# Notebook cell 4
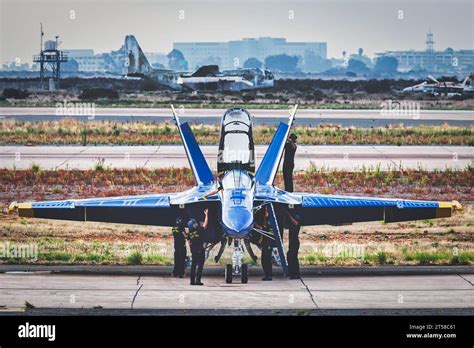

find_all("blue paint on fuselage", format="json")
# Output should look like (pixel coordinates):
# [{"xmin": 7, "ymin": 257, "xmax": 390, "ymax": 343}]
[{"xmin": 219, "ymin": 169, "xmax": 255, "ymax": 238}]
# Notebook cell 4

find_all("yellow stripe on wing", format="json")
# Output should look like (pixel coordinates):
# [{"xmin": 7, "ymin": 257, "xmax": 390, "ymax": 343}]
[{"xmin": 439, "ymin": 200, "xmax": 462, "ymax": 211}]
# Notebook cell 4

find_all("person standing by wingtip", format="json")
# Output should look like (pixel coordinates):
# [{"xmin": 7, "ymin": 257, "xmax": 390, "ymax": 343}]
[{"xmin": 283, "ymin": 133, "xmax": 297, "ymax": 192}]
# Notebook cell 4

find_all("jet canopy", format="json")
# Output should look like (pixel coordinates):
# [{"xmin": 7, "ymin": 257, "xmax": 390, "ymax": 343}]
[
  {"xmin": 222, "ymin": 169, "xmax": 252, "ymax": 190},
  {"xmin": 218, "ymin": 108, "xmax": 255, "ymax": 173}
]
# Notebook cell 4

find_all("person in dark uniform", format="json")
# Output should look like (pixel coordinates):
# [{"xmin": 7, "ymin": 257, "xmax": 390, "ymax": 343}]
[
  {"xmin": 172, "ymin": 216, "xmax": 187, "ymax": 278},
  {"xmin": 187, "ymin": 209, "xmax": 209, "ymax": 286},
  {"xmin": 255, "ymin": 206, "xmax": 275, "ymax": 281},
  {"xmin": 283, "ymin": 134, "xmax": 298, "ymax": 192},
  {"xmin": 260, "ymin": 231, "xmax": 275, "ymax": 281},
  {"xmin": 285, "ymin": 208, "xmax": 301, "ymax": 279}
]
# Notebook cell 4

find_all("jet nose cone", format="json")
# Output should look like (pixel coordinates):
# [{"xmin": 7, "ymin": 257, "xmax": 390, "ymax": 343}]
[{"xmin": 223, "ymin": 207, "xmax": 253, "ymax": 235}]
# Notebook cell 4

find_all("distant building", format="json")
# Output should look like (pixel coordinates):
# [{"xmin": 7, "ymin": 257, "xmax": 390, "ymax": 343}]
[
  {"xmin": 375, "ymin": 30, "xmax": 474, "ymax": 74},
  {"xmin": 63, "ymin": 49, "xmax": 107, "ymax": 72},
  {"xmin": 62, "ymin": 48, "xmax": 128, "ymax": 73},
  {"xmin": 145, "ymin": 52, "xmax": 168, "ymax": 68},
  {"xmin": 174, "ymin": 37, "xmax": 327, "ymax": 70},
  {"xmin": 1, "ymin": 62, "xmax": 31, "ymax": 71}
]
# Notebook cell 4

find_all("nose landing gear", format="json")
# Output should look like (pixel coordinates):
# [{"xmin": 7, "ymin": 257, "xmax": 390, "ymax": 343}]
[{"xmin": 225, "ymin": 239, "xmax": 248, "ymax": 284}]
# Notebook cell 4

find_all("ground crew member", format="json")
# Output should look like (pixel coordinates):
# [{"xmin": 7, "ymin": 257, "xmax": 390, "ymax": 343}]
[
  {"xmin": 172, "ymin": 216, "xmax": 187, "ymax": 278},
  {"xmin": 187, "ymin": 209, "xmax": 209, "ymax": 286},
  {"xmin": 283, "ymin": 133, "xmax": 298, "ymax": 192},
  {"xmin": 261, "ymin": 230, "xmax": 275, "ymax": 281},
  {"xmin": 255, "ymin": 206, "xmax": 274, "ymax": 281},
  {"xmin": 286, "ymin": 209, "xmax": 301, "ymax": 279}
]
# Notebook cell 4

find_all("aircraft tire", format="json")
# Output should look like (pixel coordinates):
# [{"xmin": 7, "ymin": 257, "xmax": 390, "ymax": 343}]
[
  {"xmin": 225, "ymin": 264, "xmax": 233, "ymax": 284},
  {"xmin": 241, "ymin": 264, "xmax": 248, "ymax": 284}
]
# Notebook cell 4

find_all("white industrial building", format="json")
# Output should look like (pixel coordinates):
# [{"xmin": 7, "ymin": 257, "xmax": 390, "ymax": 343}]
[
  {"xmin": 376, "ymin": 31, "xmax": 474, "ymax": 74},
  {"xmin": 63, "ymin": 49, "xmax": 107, "ymax": 72}
]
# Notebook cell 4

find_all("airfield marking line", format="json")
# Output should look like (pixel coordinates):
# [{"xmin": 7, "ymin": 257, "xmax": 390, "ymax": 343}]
[
  {"xmin": 131, "ymin": 283, "xmax": 143, "ymax": 309},
  {"xmin": 299, "ymin": 277, "xmax": 319, "ymax": 309},
  {"xmin": 458, "ymin": 274, "xmax": 474, "ymax": 286}
]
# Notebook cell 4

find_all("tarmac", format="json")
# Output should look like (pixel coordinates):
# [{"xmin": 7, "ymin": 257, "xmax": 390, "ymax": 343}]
[
  {"xmin": 0, "ymin": 266, "xmax": 473, "ymax": 315},
  {"xmin": 1, "ymin": 145, "xmax": 472, "ymax": 171}
]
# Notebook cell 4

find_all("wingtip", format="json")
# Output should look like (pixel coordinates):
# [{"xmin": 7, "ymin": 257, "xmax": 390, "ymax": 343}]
[
  {"xmin": 452, "ymin": 200, "xmax": 462, "ymax": 211},
  {"xmin": 439, "ymin": 200, "xmax": 462, "ymax": 211},
  {"xmin": 8, "ymin": 201, "xmax": 33, "ymax": 214},
  {"xmin": 8, "ymin": 201, "xmax": 18, "ymax": 213}
]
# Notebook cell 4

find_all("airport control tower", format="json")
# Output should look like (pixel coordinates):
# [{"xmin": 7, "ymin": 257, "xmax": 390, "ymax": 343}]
[{"xmin": 33, "ymin": 24, "xmax": 68, "ymax": 90}]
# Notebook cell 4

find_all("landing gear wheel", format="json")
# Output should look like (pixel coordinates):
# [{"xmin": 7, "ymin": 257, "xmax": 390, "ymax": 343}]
[
  {"xmin": 225, "ymin": 264, "xmax": 233, "ymax": 284},
  {"xmin": 241, "ymin": 264, "xmax": 248, "ymax": 284}
]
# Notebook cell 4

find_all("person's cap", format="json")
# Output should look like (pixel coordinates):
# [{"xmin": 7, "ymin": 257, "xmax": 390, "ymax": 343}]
[
  {"xmin": 187, "ymin": 219, "xmax": 199, "ymax": 231},
  {"xmin": 289, "ymin": 133, "xmax": 298, "ymax": 140}
]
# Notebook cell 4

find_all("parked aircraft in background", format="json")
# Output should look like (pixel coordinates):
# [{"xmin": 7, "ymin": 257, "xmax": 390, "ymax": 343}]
[
  {"xmin": 124, "ymin": 35, "xmax": 274, "ymax": 92},
  {"xmin": 403, "ymin": 75, "xmax": 472, "ymax": 96}
]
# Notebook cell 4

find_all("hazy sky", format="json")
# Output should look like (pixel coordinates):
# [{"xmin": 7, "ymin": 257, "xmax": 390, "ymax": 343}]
[{"xmin": 1, "ymin": 0, "xmax": 473, "ymax": 65}]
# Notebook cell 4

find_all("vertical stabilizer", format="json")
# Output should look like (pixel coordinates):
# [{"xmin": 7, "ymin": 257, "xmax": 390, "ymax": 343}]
[{"xmin": 124, "ymin": 35, "xmax": 153, "ymax": 75}]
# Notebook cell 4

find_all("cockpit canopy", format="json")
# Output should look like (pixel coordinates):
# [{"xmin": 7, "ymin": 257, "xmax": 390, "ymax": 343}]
[
  {"xmin": 218, "ymin": 108, "xmax": 255, "ymax": 173},
  {"xmin": 222, "ymin": 169, "xmax": 252, "ymax": 190}
]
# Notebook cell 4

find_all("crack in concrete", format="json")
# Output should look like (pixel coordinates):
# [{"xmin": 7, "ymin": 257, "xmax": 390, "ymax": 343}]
[
  {"xmin": 131, "ymin": 284, "xmax": 143, "ymax": 309},
  {"xmin": 299, "ymin": 277, "xmax": 319, "ymax": 309},
  {"xmin": 55, "ymin": 146, "xmax": 89, "ymax": 170},
  {"xmin": 136, "ymin": 275, "xmax": 141, "ymax": 286},
  {"xmin": 458, "ymin": 274, "xmax": 474, "ymax": 286},
  {"xmin": 370, "ymin": 145, "xmax": 399, "ymax": 169},
  {"xmin": 141, "ymin": 145, "xmax": 160, "ymax": 169}
]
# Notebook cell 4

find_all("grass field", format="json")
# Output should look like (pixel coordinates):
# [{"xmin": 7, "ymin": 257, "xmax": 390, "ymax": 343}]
[
  {"xmin": 1, "ymin": 119, "xmax": 472, "ymax": 146},
  {"xmin": 0, "ymin": 166, "xmax": 472, "ymax": 266}
]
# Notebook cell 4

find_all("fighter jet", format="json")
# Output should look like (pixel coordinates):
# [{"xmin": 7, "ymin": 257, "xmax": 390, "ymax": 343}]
[
  {"xmin": 403, "ymin": 75, "xmax": 471, "ymax": 96},
  {"xmin": 177, "ymin": 65, "xmax": 274, "ymax": 92},
  {"xmin": 9, "ymin": 105, "xmax": 462, "ymax": 283}
]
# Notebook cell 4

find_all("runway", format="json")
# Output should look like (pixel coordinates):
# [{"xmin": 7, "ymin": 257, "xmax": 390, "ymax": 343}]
[
  {"xmin": 1, "ymin": 107, "xmax": 473, "ymax": 127},
  {"xmin": 0, "ymin": 267, "xmax": 473, "ymax": 315},
  {"xmin": 1, "ymin": 145, "xmax": 472, "ymax": 171}
]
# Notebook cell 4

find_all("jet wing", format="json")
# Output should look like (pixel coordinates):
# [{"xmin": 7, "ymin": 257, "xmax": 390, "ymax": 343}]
[
  {"xmin": 255, "ymin": 105, "xmax": 298, "ymax": 186},
  {"xmin": 298, "ymin": 193, "xmax": 461, "ymax": 225},
  {"xmin": 255, "ymin": 188, "xmax": 461, "ymax": 225},
  {"xmin": 9, "ymin": 185, "xmax": 219, "ymax": 227},
  {"xmin": 171, "ymin": 105, "xmax": 214, "ymax": 186}
]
